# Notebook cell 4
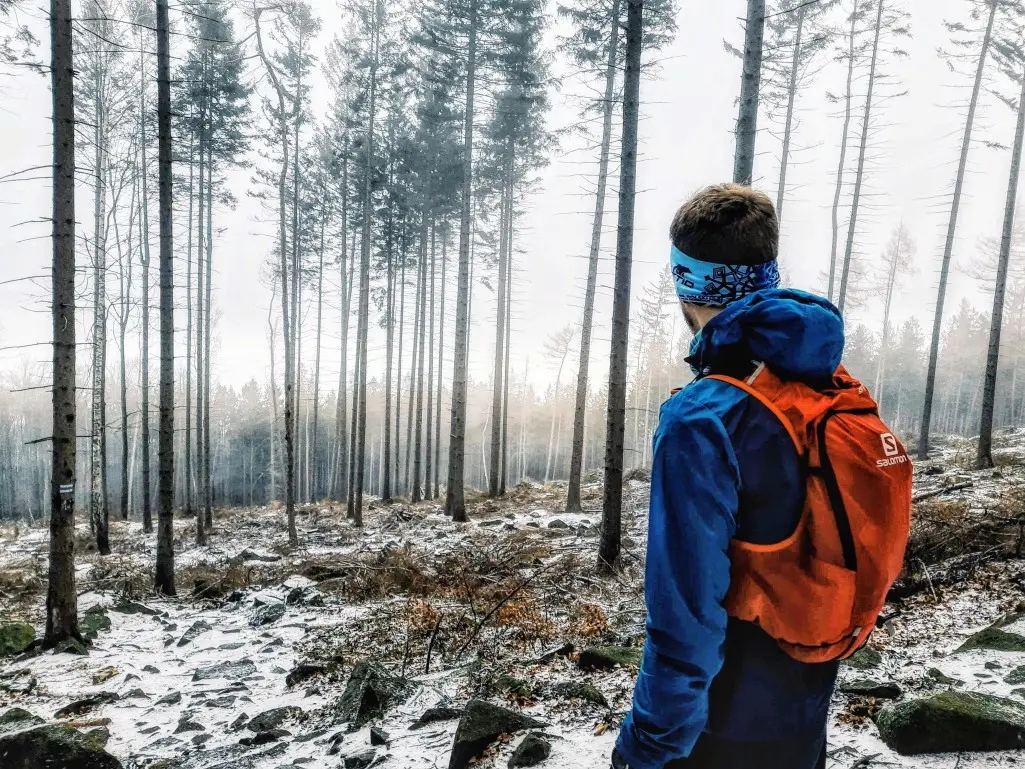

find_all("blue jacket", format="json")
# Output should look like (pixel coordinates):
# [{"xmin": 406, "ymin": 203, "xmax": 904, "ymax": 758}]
[{"xmin": 616, "ymin": 289, "xmax": 845, "ymax": 769}]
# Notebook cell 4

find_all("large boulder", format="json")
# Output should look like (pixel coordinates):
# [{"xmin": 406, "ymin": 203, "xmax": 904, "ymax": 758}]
[
  {"xmin": 955, "ymin": 627, "xmax": 1025, "ymax": 654},
  {"xmin": 0, "ymin": 623, "xmax": 35, "ymax": 658},
  {"xmin": 876, "ymin": 691, "xmax": 1025, "ymax": 754},
  {"xmin": 577, "ymin": 647, "xmax": 642, "ymax": 672},
  {"xmin": 335, "ymin": 661, "xmax": 414, "ymax": 730},
  {"xmin": 0, "ymin": 722, "xmax": 123, "ymax": 768},
  {"xmin": 1006, "ymin": 666, "xmax": 1025, "ymax": 685},
  {"xmin": 0, "ymin": 708, "xmax": 43, "ymax": 732},
  {"xmin": 448, "ymin": 700, "xmax": 545, "ymax": 769}
]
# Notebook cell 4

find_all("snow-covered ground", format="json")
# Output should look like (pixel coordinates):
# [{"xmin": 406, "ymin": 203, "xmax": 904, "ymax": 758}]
[{"xmin": 3, "ymin": 442, "xmax": 1025, "ymax": 769}]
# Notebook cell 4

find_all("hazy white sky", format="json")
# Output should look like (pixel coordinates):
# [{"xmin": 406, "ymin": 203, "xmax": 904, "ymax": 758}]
[{"xmin": 0, "ymin": 0, "xmax": 1016, "ymax": 396}]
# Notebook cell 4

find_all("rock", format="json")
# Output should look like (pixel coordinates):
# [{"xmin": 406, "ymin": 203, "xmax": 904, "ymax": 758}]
[
  {"xmin": 193, "ymin": 659, "xmax": 257, "ymax": 681},
  {"xmin": 121, "ymin": 688, "xmax": 149, "ymax": 700},
  {"xmin": 370, "ymin": 726, "xmax": 389, "ymax": 746},
  {"xmin": 495, "ymin": 675, "xmax": 532, "ymax": 699},
  {"xmin": 1007, "ymin": 666, "xmax": 1025, "ymax": 685},
  {"xmin": 0, "ymin": 707, "xmax": 43, "ymax": 731},
  {"xmin": 285, "ymin": 587, "xmax": 307, "ymax": 606},
  {"xmin": 92, "ymin": 666, "xmax": 119, "ymax": 685},
  {"xmin": 139, "ymin": 725, "xmax": 159, "ymax": 735},
  {"xmin": 193, "ymin": 733, "xmax": 213, "ymax": 746},
  {"xmin": 229, "ymin": 714, "xmax": 249, "ymax": 732},
  {"xmin": 343, "ymin": 751, "xmax": 377, "ymax": 769},
  {"xmin": 550, "ymin": 681, "xmax": 608, "ymax": 708},
  {"xmin": 335, "ymin": 661, "xmax": 415, "ymax": 730},
  {"xmin": 986, "ymin": 661, "xmax": 1003, "ymax": 671},
  {"xmin": 204, "ymin": 696, "xmax": 237, "ymax": 709},
  {"xmin": 239, "ymin": 729, "xmax": 289, "ymax": 746},
  {"xmin": 1014, "ymin": 689, "xmax": 1025, "ymax": 700},
  {"xmin": 81, "ymin": 605, "xmax": 112, "ymax": 642},
  {"xmin": 876, "ymin": 691, "xmax": 1025, "ymax": 754},
  {"xmin": 840, "ymin": 679, "xmax": 902, "ymax": 700},
  {"xmin": 250, "ymin": 603, "xmax": 285, "ymax": 628},
  {"xmin": 956, "ymin": 627, "xmax": 1025, "ymax": 654},
  {"xmin": 0, "ymin": 622, "xmax": 35, "ymax": 657},
  {"xmin": 926, "ymin": 668, "xmax": 961, "ymax": 686},
  {"xmin": 142, "ymin": 665, "xmax": 160, "ymax": 674},
  {"xmin": 478, "ymin": 519, "xmax": 503, "ymax": 527},
  {"xmin": 177, "ymin": 620, "xmax": 213, "ymax": 647},
  {"xmin": 410, "ymin": 706, "xmax": 464, "ymax": 730},
  {"xmin": 578, "ymin": 646, "xmax": 642, "ymax": 671},
  {"xmin": 448, "ymin": 700, "xmax": 545, "ymax": 769},
  {"xmin": 111, "ymin": 597, "xmax": 160, "ymax": 616},
  {"xmin": 546, "ymin": 519, "xmax": 571, "ymax": 530},
  {"xmin": 55, "ymin": 693, "xmax": 119, "ymax": 719},
  {"xmin": 844, "ymin": 646, "xmax": 883, "ymax": 670},
  {"xmin": 247, "ymin": 706, "xmax": 302, "ymax": 732},
  {"xmin": 508, "ymin": 733, "xmax": 551, "ymax": 768},
  {"xmin": 286, "ymin": 663, "xmax": 327, "ymax": 688},
  {"xmin": 219, "ymin": 642, "xmax": 246, "ymax": 651},
  {"xmin": 0, "ymin": 723, "xmax": 123, "ymax": 768},
  {"xmin": 156, "ymin": 691, "xmax": 182, "ymax": 706},
  {"xmin": 175, "ymin": 717, "xmax": 205, "ymax": 734},
  {"xmin": 538, "ymin": 643, "xmax": 574, "ymax": 663},
  {"xmin": 0, "ymin": 671, "xmax": 37, "ymax": 695},
  {"xmin": 52, "ymin": 637, "xmax": 89, "ymax": 656},
  {"xmin": 85, "ymin": 727, "xmax": 111, "ymax": 748}
]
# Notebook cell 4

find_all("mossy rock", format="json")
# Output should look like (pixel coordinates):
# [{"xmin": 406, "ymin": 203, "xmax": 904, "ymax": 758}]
[
  {"xmin": 876, "ymin": 691, "xmax": 1025, "ymax": 754},
  {"xmin": 577, "ymin": 646, "xmax": 642, "ymax": 671},
  {"xmin": 926, "ymin": 668, "xmax": 961, "ymax": 687},
  {"xmin": 0, "ymin": 723, "xmax": 123, "ymax": 768},
  {"xmin": 334, "ymin": 661, "xmax": 414, "ymax": 730},
  {"xmin": 495, "ymin": 675, "xmax": 533, "ymax": 699},
  {"xmin": 840, "ymin": 678, "xmax": 902, "ymax": 700},
  {"xmin": 508, "ymin": 733, "xmax": 551, "ymax": 767},
  {"xmin": 0, "ymin": 708, "xmax": 43, "ymax": 734},
  {"xmin": 80, "ymin": 606, "xmax": 111, "ymax": 643},
  {"xmin": 0, "ymin": 623, "xmax": 35, "ymax": 658},
  {"xmin": 844, "ymin": 646, "xmax": 882, "ymax": 670},
  {"xmin": 448, "ymin": 700, "xmax": 545, "ymax": 769},
  {"xmin": 550, "ymin": 681, "xmax": 608, "ymax": 708},
  {"xmin": 1006, "ymin": 666, "xmax": 1025, "ymax": 686},
  {"xmin": 955, "ymin": 627, "xmax": 1025, "ymax": 654}
]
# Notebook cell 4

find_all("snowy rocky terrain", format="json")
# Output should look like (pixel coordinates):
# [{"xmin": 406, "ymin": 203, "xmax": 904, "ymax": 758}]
[{"xmin": 4, "ymin": 436, "xmax": 1025, "ymax": 768}]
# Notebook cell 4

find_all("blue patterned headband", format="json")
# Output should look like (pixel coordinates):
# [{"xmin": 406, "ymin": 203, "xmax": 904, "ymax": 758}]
[{"xmin": 670, "ymin": 244, "xmax": 780, "ymax": 306}]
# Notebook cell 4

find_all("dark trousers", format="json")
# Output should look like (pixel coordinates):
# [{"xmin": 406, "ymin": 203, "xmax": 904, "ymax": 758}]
[{"xmin": 666, "ymin": 730, "xmax": 827, "ymax": 769}]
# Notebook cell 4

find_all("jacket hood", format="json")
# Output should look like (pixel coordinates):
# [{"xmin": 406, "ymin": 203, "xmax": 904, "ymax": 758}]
[{"xmin": 689, "ymin": 289, "xmax": 844, "ymax": 384}]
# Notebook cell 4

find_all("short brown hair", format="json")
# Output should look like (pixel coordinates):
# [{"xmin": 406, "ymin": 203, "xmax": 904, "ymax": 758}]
[{"xmin": 670, "ymin": 184, "xmax": 779, "ymax": 266}]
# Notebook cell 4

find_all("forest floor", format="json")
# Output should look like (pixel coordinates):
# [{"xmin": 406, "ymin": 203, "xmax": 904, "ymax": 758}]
[{"xmin": 3, "ymin": 435, "xmax": 1025, "ymax": 768}]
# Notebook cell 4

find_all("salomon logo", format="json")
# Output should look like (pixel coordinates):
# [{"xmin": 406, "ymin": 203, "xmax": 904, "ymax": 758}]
[{"xmin": 877, "ymin": 433, "xmax": 907, "ymax": 468}]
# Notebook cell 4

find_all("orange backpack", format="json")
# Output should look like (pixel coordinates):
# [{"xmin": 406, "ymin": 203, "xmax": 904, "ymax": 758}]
[{"xmin": 708, "ymin": 363, "xmax": 912, "ymax": 664}]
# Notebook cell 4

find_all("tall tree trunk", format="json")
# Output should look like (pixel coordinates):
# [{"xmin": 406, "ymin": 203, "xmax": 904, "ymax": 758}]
[
  {"xmin": 45, "ymin": 0, "xmax": 80, "ymax": 645},
  {"xmin": 828, "ymin": 10, "xmax": 858, "ymax": 302},
  {"xmin": 446, "ymin": 0, "xmax": 478, "ymax": 522},
  {"xmin": 405, "ymin": 253, "xmax": 420, "ymax": 494},
  {"xmin": 268, "ymin": 296, "xmax": 279, "ymax": 501},
  {"xmin": 382, "ymin": 197, "xmax": 395, "ymax": 502},
  {"xmin": 874, "ymin": 227, "xmax": 904, "ymax": 405},
  {"xmin": 139, "ymin": 49, "xmax": 152, "ymax": 533},
  {"xmin": 185, "ymin": 136, "xmax": 195, "ymax": 529},
  {"xmin": 332, "ymin": 155, "xmax": 349, "ymax": 500},
  {"xmin": 977, "ymin": 64, "xmax": 1025, "ymax": 469},
  {"xmin": 434, "ymin": 233, "xmax": 447, "ymax": 499},
  {"xmin": 837, "ymin": 0, "xmax": 884, "ymax": 315},
  {"xmin": 350, "ymin": 10, "xmax": 379, "ymax": 525},
  {"xmin": 195, "ymin": 124, "xmax": 207, "ymax": 545},
  {"xmin": 500, "ymin": 217, "xmax": 513, "ymax": 495},
  {"xmin": 488, "ymin": 148, "xmax": 512, "ymax": 498},
  {"xmin": 599, "ymin": 0, "xmax": 643, "ymax": 574},
  {"xmin": 118, "ymin": 238, "xmax": 130, "ymax": 523},
  {"xmin": 204, "ymin": 152, "xmax": 214, "ymax": 526},
  {"xmin": 254, "ymin": 11, "xmax": 297, "ymax": 545},
  {"xmin": 734, "ymin": 0, "xmax": 765, "ymax": 186},
  {"xmin": 567, "ymin": 0, "xmax": 619, "ymax": 513},
  {"xmin": 396, "ymin": 251, "xmax": 406, "ymax": 493},
  {"xmin": 425, "ymin": 226, "xmax": 436, "ymax": 500},
  {"xmin": 155, "ymin": 0, "xmax": 176, "ymax": 595},
  {"xmin": 921, "ymin": 0, "xmax": 996, "ymax": 460},
  {"xmin": 776, "ymin": 4, "xmax": 806, "ymax": 224},
  {"xmin": 312, "ymin": 201, "xmax": 326, "ymax": 502},
  {"xmin": 412, "ymin": 218, "xmax": 429, "ymax": 503}
]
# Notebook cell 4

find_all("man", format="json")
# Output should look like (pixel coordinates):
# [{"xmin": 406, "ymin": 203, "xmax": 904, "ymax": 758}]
[{"xmin": 612, "ymin": 185, "xmax": 845, "ymax": 769}]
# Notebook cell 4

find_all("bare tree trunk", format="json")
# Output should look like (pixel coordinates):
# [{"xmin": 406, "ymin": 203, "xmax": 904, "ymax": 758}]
[
  {"xmin": 828, "ymin": 10, "xmax": 857, "ymax": 302},
  {"xmin": 331, "ymin": 156, "xmax": 349, "ymax": 500},
  {"xmin": 350, "ymin": 9, "xmax": 379, "ymax": 526},
  {"xmin": 775, "ymin": 3, "xmax": 806, "ymax": 224},
  {"xmin": 139, "ymin": 46, "xmax": 153, "ymax": 533},
  {"xmin": 204, "ymin": 151, "xmax": 214, "ymax": 526},
  {"xmin": 500, "ymin": 224, "xmax": 512, "ymax": 495},
  {"xmin": 434, "ymin": 233, "xmax": 447, "ymax": 499},
  {"xmin": 118, "ymin": 223, "xmax": 131, "ymax": 523},
  {"xmin": 977, "ymin": 63, "xmax": 1025, "ymax": 469},
  {"xmin": 382, "ymin": 201, "xmax": 395, "ymax": 502},
  {"xmin": 45, "ymin": 0, "xmax": 80, "ymax": 645},
  {"xmin": 488, "ymin": 148, "xmax": 512, "ymax": 497},
  {"xmin": 568, "ymin": 0, "xmax": 619, "ymax": 513},
  {"xmin": 874, "ymin": 227, "xmax": 905, "ymax": 405},
  {"xmin": 155, "ymin": 0, "xmax": 176, "ymax": 595},
  {"xmin": 446, "ymin": 0, "xmax": 478, "ymax": 522},
  {"xmin": 425, "ymin": 226, "xmax": 436, "ymax": 500},
  {"xmin": 734, "ymin": 0, "xmax": 765, "ymax": 186},
  {"xmin": 195, "ymin": 125, "xmax": 207, "ymax": 545},
  {"xmin": 412, "ymin": 218, "xmax": 429, "ymax": 503},
  {"xmin": 599, "ymin": 0, "xmax": 642, "ymax": 574},
  {"xmin": 837, "ymin": 0, "xmax": 884, "ymax": 315},
  {"xmin": 268, "ymin": 296, "xmax": 279, "ymax": 502},
  {"xmin": 921, "ymin": 0, "xmax": 996, "ymax": 460},
  {"xmin": 254, "ymin": 10, "xmax": 298, "ymax": 545},
  {"xmin": 312, "ymin": 201, "xmax": 326, "ymax": 502},
  {"xmin": 185, "ymin": 137, "xmax": 195, "ymax": 529},
  {"xmin": 405, "ymin": 253, "xmax": 420, "ymax": 494},
  {"xmin": 396, "ymin": 249, "xmax": 406, "ymax": 494}
]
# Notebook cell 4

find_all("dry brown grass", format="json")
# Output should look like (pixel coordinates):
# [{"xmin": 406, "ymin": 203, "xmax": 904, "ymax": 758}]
[{"xmin": 569, "ymin": 602, "xmax": 610, "ymax": 637}]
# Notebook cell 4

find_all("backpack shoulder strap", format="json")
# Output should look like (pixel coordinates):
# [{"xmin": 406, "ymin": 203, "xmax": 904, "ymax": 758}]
[{"xmin": 705, "ymin": 363, "xmax": 803, "ymax": 452}]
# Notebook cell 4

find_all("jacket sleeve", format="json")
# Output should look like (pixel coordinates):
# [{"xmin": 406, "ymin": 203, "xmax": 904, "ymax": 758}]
[{"xmin": 615, "ymin": 395, "xmax": 740, "ymax": 769}]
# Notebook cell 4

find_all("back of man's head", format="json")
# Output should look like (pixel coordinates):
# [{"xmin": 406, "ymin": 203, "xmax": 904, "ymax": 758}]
[{"xmin": 670, "ymin": 184, "xmax": 779, "ymax": 267}]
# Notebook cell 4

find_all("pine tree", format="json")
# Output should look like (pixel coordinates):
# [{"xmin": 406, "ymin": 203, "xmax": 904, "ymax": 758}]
[{"xmin": 734, "ymin": 0, "xmax": 766, "ymax": 185}]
